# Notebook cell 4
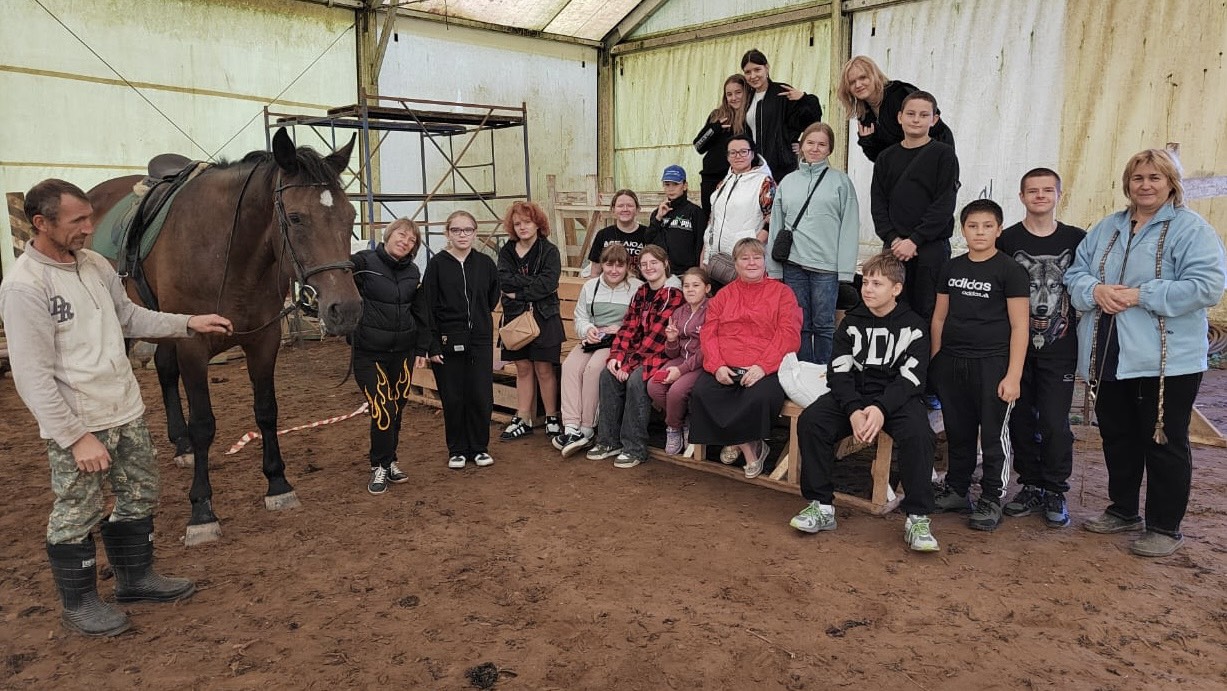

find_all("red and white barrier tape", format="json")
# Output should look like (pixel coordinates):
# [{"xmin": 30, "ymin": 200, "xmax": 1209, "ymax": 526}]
[{"xmin": 224, "ymin": 402, "xmax": 370, "ymax": 455}]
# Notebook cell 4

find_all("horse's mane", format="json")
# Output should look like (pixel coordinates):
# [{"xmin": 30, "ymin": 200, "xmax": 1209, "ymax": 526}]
[{"xmin": 213, "ymin": 146, "xmax": 339, "ymax": 185}]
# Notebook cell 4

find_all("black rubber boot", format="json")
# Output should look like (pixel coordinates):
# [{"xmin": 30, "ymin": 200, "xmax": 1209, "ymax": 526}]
[
  {"xmin": 46, "ymin": 538, "xmax": 130, "ymax": 637},
  {"xmin": 100, "ymin": 517, "xmax": 196, "ymax": 603}
]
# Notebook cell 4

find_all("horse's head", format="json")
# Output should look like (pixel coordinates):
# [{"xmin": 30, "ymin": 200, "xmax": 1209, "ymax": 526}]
[{"xmin": 270, "ymin": 128, "xmax": 362, "ymax": 335}]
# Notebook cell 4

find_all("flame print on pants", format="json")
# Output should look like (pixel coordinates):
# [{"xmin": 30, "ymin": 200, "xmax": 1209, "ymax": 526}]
[{"xmin": 363, "ymin": 359, "xmax": 412, "ymax": 431}]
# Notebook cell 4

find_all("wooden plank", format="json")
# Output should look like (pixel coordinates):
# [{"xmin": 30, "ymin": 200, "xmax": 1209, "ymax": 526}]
[
  {"xmin": 648, "ymin": 449, "xmax": 796, "ymax": 494},
  {"xmin": 1190, "ymin": 407, "xmax": 1227, "ymax": 448}
]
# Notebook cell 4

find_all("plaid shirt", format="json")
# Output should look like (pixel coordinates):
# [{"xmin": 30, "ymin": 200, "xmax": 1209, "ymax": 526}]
[{"xmin": 610, "ymin": 283, "xmax": 683, "ymax": 380}]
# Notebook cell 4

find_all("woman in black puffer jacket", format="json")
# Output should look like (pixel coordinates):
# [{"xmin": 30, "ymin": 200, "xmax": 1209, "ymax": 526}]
[{"xmin": 350, "ymin": 217, "xmax": 430, "ymax": 495}]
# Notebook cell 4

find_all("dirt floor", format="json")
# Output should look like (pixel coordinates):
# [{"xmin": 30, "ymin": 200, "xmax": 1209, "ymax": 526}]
[{"xmin": 3, "ymin": 338, "xmax": 1227, "ymax": 689}]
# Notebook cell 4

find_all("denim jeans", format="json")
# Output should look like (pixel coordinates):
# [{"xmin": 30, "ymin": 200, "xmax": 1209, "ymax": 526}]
[
  {"xmin": 782, "ymin": 264, "xmax": 839, "ymax": 365},
  {"xmin": 595, "ymin": 366, "xmax": 653, "ymax": 459}
]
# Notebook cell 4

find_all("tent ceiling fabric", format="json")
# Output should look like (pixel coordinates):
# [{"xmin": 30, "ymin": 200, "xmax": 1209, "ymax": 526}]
[{"xmin": 386, "ymin": 0, "xmax": 643, "ymax": 41}]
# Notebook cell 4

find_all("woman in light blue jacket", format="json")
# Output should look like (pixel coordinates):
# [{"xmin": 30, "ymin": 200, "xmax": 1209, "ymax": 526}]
[
  {"xmin": 766, "ymin": 122, "xmax": 860, "ymax": 364},
  {"xmin": 1065, "ymin": 148, "xmax": 1226, "ymax": 558}
]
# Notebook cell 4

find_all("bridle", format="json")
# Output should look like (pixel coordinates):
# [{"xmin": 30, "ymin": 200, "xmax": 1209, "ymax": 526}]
[
  {"xmin": 219, "ymin": 164, "xmax": 354, "ymax": 335},
  {"xmin": 272, "ymin": 170, "xmax": 355, "ymax": 316}
]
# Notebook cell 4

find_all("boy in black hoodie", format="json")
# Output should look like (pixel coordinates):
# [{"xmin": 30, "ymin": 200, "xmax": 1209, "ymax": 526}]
[{"xmin": 789, "ymin": 253, "xmax": 939, "ymax": 552}]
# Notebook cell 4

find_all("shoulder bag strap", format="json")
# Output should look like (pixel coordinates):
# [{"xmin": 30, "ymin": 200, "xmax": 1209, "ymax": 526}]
[{"xmin": 788, "ymin": 167, "xmax": 830, "ymax": 232}]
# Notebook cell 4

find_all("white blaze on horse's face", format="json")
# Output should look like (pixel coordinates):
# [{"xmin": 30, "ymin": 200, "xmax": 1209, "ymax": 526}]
[{"xmin": 319, "ymin": 190, "xmax": 334, "ymax": 208}]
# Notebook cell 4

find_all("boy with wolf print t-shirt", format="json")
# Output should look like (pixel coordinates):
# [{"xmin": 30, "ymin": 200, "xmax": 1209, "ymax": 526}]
[
  {"xmin": 930, "ymin": 199, "xmax": 1029, "ymax": 532},
  {"xmin": 995, "ymin": 168, "xmax": 1085, "ymax": 528}
]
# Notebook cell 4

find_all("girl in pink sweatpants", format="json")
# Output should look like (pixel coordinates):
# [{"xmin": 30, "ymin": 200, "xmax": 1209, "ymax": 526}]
[{"xmin": 648, "ymin": 267, "xmax": 710, "ymax": 454}]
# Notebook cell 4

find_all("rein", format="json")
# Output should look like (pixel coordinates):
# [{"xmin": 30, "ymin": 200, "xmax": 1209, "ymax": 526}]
[{"xmin": 217, "ymin": 165, "xmax": 354, "ymax": 336}]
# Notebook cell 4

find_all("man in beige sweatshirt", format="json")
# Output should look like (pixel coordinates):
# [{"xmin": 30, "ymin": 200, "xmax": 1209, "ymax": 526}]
[{"xmin": 0, "ymin": 178, "xmax": 232, "ymax": 637}]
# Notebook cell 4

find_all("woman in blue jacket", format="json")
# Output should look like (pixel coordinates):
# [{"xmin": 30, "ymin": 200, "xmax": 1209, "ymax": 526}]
[
  {"xmin": 766, "ymin": 122, "xmax": 859, "ymax": 365},
  {"xmin": 1066, "ymin": 148, "xmax": 1226, "ymax": 558}
]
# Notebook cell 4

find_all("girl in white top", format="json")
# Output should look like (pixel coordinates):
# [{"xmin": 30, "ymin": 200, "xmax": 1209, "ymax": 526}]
[{"xmin": 556, "ymin": 244, "xmax": 643, "ymax": 457}]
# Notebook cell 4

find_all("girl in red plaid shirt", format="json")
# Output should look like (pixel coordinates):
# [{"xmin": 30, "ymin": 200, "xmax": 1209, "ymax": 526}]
[{"xmin": 587, "ymin": 246, "xmax": 683, "ymax": 468}]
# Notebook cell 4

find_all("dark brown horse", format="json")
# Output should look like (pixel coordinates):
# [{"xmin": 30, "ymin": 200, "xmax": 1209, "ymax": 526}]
[{"xmin": 88, "ymin": 128, "xmax": 362, "ymax": 545}]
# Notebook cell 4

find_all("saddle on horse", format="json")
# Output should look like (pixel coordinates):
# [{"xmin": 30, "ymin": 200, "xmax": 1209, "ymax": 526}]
[{"xmin": 100, "ymin": 155, "xmax": 209, "ymax": 309}]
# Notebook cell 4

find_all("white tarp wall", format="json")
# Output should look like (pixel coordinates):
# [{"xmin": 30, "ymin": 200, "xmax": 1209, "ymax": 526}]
[
  {"xmin": 846, "ymin": 0, "xmax": 1066, "ymax": 245},
  {"xmin": 378, "ymin": 19, "xmax": 597, "ymax": 254},
  {"xmin": 0, "ymin": 0, "xmax": 356, "ymax": 278}
]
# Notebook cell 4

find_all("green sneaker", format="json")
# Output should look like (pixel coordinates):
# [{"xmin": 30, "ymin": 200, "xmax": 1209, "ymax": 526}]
[
  {"xmin": 933, "ymin": 485, "xmax": 972, "ymax": 514},
  {"xmin": 789, "ymin": 501, "xmax": 836, "ymax": 533},
  {"xmin": 1130, "ymin": 531, "xmax": 1184, "ymax": 557},
  {"xmin": 904, "ymin": 515, "xmax": 940, "ymax": 552}
]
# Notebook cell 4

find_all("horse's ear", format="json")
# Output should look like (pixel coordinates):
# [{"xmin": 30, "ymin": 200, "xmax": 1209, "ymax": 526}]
[
  {"xmin": 272, "ymin": 128, "xmax": 299, "ymax": 175},
  {"xmin": 326, "ymin": 134, "xmax": 357, "ymax": 176}
]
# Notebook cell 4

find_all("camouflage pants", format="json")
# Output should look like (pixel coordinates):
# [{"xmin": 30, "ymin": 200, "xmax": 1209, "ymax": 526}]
[{"xmin": 46, "ymin": 418, "xmax": 159, "ymax": 544}]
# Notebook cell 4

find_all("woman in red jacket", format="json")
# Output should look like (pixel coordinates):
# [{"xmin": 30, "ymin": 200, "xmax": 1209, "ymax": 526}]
[{"xmin": 688, "ymin": 238, "xmax": 802, "ymax": 478}]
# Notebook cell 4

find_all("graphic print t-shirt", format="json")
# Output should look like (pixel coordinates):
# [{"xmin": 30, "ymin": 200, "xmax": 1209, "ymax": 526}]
[
  {"xmin": 996, "ymin": 222, "xmax": 1085, "ymax": 359},
  {"xmin": 588, "ymin": 224, "xmax": 647, "ymax": 274},
  {"xmin": 937, "ymin": 250, "xmax": 1029, "ymax": 358}
]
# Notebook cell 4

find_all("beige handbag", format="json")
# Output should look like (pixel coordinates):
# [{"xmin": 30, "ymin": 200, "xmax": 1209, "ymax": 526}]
[{"xmin": 499, "ymin": 307, "xmax": 540, "ymax": 350}]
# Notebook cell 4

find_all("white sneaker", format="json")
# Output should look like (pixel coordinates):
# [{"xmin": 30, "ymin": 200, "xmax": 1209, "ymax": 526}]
[
  {"xmin": 790, "ymin": 501, "xmax": 836, "ymax": 533},
  {"xmin": 473, "ymin": 452, "xmax": 494, "ymax": 467},
  {"xmin": 447, "ymin": 455, "xmax": 466, "ymax": 469},
  {"xmin": 904, "ymin": 515, "xmax": 940, "ymax": 552},
  {"xmin": 613, "ymin": 453, "xmax": 643, "ymax": 469},
  {"xmin": 719, "ymin": 445, "xmax": 740, "ymax": 464}
]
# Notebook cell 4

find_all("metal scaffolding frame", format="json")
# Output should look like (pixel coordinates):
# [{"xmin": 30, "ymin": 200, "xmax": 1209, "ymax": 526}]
[{"xmin": 265, "ymin": 92, "xmax": 530, "ymax": 250}]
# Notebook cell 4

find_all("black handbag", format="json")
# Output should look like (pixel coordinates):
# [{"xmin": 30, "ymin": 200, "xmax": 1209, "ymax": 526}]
[{"xmin": 770, "ymin": 167, "xmax": 829, "ymax": 263}]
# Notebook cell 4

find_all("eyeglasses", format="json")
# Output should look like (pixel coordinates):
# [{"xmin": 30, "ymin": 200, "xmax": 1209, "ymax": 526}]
[
  {"xmin": 727, "ymin": 149, "xmax": 753, "ymax": 158},
  {"xmin": 447, "ymin": 227, "xmax": 477, "ymax": 235}
]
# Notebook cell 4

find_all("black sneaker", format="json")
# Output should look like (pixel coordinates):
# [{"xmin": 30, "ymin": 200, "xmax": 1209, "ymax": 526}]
[
  {"xmin": 367, "ymin": 467, "xmax": 389, "ymax": 495},
  {"xmin": 933, "ymin": 485, "xmax": 972, "ymax": 514},
  {"xmin": 1003, "ymin": 485, "xmax": 1045, "ymax": 517},
  {"xmin": 499, "ymin": 416, "xmax": 532, "ymax": 441},
  {"xmin": 545, "ymin": 415, "xmax": 563, "ymax": 437},
  {"xmin": 969, "ymin": 498, "xmax": 1003, "ymax": 531},
  {"xmin": 552, "ymin": 431, "xmax": 573, "ymax": 451},
  {"xmin": 386, "ymin": 462, "xmax": 409, "ymax": 484},
  {"xmin": 1044, "ymin": 492, "xmax": 1071, "ymax": 528}
]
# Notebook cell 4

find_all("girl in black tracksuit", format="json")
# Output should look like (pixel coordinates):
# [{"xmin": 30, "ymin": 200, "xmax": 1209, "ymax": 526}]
[
  {"xmin": 351, "ymin": 220, "xmax": 430, "ymax": 492},
  {"xmin": 420, "ymin": 211, "xmax": 501, "ymax": 467}
]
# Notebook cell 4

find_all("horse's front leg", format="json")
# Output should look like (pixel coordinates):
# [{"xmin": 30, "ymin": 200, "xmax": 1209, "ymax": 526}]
[
  {"xmin": 246, "ymin": 332, "xmax": 299, "ymax": 511},
  {"xmin": 154, "ymin": 342, "xmax": 193, "ymax": 467},
  {"xmin": 178, "ymin": 342, "xmax": 222, "ymax": 546}
]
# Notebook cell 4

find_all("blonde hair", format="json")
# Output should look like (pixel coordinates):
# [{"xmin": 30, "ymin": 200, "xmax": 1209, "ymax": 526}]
[
  {"xmin": 382, "ymin": 218, "xmax": 421, "ymax": 258},
  {"xmin": 709, "ymin": 75, "xmax": 751, "ymax": 136},
  {"xmin": 1122, "ymin": 148, "xmax": 1185, "ymax": 209},
  {"xmin": 837, "ymin": 55, "xmax": 889, "ymax": 119},
  {"xmin": 732, "ymin": 237, "xmax": 766, "ymax": 260}
]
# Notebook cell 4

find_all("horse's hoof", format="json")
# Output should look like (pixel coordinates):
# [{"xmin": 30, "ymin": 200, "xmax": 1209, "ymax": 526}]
[
  {"xmin": 264, "ymin": 492, "xmax": 301, "ymax": 511},
  {"xmin": 183, "ymin": 522, "xmax": 222, "ymax": 546},
  {"xmin": 173, "ymin": 453, "xmax": 193, "ymax": 468}
]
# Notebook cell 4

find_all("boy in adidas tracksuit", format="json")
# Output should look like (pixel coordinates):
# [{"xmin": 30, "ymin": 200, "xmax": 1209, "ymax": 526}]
[
  {"xmin": 930, "ymin": 199, "xmax": 1030, "ymax": 531},
  {"xmin": 789, "ymin": 253, "xmax": 939, "ymax": 552}
]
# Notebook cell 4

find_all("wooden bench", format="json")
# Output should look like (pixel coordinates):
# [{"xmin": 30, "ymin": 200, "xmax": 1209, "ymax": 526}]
[
  {"xmin": 404, "ymin": 269, "xmax": 924, "ymax": 515},
  {"xmin": 648, "ymin": 400, "xmax": 903, "ymax": 515}
]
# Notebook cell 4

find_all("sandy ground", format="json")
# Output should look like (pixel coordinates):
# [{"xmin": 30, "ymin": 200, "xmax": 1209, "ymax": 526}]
[{"xmin": 3, "ymin": 338, "xmax": 1227, "ymax": 689}]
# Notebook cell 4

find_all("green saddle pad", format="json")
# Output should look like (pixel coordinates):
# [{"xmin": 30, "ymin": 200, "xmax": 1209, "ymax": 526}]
[{"xmin": 93, "ymin": 187, "xmax": 184, "ymax": 263}]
